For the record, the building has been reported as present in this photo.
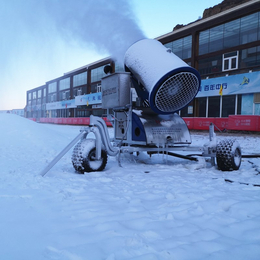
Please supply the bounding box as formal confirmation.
[26,0,260,130]
[0,109,24,116]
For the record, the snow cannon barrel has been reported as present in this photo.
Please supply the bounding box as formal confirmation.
[124,39,201,114]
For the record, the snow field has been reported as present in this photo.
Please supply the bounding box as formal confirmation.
[0,113,259,260]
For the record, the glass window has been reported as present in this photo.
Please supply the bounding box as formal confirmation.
[237,94,242,115]
[115,62,124,72]
[38,90,41,98]
[166,36,192,59]
[171,38,183,58]
[180,101,194,117]
[92,109,106,117]
[240,12,258,44]
[28,93,32,100]
[32,91,37,99]
[199,30,209,55]
[208,96,220,117]
[43,88,46,97]
[199,11,260,55]
[59,77,70,90]
[240,46,260,68]
[49,93,56,102]
[164,42,173,51]
[222,95,235,117]
[209,24,224,53]
[48,82,57,93]
[222,51,238,71]
[195,97,207,117]
[198,55,222,75]
[73,72,87,87]
[91,65,107,83]
[223,19,240,49]
[60,91,70,100]
[183,36,192,59]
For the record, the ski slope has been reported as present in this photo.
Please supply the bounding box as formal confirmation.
[0,113,259,260]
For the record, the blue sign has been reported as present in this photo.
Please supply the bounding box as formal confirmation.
[197,71,260,97]
[75,92,102,106]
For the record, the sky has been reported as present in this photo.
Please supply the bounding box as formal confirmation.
[0,0,222,110]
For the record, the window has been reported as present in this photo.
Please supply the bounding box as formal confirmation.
[195,97,207,117]
[237,95,242,115]
[91,83,102,93]
[222,51,238,71]
[222,95,235,117]
[209,24,224,53]
[198,55,222,75]
[48,82,57,93]
[165,35,192,59]
[61,91,70,100]
[59,77,70,90]
[28,93,32,100]
[32,91,37,99]
[97,84,101,93]
[208,96,220,117]
[73,72,87,87]
[38,90,41,98]
[240,46,260,68]
[180,101,194,117]
[240,12,258,44]
[199,30,209,55]
[199,11,260,55]
[50,93,56,102]
[91,65,107,83]
[115,62,124,72]
[223,19,240,49]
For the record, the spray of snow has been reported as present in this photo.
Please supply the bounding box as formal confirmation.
[48,0,146,65]
[0,0,145,109]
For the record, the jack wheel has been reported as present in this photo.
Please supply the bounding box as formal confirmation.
[216,139,241,171]
[72,139,108,173]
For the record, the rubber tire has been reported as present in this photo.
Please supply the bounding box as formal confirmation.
[72,139,108,173]
[216,139,242,171]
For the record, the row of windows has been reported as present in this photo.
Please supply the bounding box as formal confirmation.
[180,95,242,118]
[198,46,260,75]
[180,94,260,118]
[28,89,46,100]
[164,35,192,60]
[164,11,260,61]
[199,11,260,55]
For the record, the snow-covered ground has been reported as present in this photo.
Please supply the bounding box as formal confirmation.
[0,113,260,260]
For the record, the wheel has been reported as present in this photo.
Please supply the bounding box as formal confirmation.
[216,139,242,171]
[72,139,108,173]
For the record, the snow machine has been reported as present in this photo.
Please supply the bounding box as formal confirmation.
[70,39,242,173]
[40,39,242,177]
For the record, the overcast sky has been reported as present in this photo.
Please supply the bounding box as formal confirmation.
[0,0,221,110]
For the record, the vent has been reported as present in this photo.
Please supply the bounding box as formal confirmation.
[155,72,200,113]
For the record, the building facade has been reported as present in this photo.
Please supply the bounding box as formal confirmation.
[25,0,260,128]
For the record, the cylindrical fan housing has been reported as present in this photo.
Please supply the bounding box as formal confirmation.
[124,39,201,114]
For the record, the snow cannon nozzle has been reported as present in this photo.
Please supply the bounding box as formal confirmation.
[124,39,201,114]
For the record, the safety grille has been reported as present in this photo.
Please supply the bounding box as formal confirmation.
[155,72,199,113]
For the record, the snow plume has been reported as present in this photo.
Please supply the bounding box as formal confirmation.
[48,0,146,65]
[0,0,145,109]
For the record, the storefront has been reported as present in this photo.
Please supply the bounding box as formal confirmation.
[195,71,260,117]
